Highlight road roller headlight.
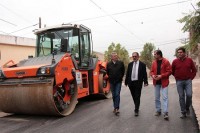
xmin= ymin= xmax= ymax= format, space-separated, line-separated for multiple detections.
xmin=40 ymin=67 xmax=46 ymax=74
xmin=37 ymin=67 xmax=52 ymax=76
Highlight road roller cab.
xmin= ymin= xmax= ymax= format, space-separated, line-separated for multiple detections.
xmin=0 ymin=24 xmax=111 ymax=116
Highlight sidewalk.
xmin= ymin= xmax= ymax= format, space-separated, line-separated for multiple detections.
xmin=192 ymin=78 xmax=200 ymax=129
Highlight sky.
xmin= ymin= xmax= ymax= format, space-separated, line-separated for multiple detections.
xmin=0 ymin=0 xmax=199 ymax=62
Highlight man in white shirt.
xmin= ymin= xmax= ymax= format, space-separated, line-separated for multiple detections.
xmin=125 ymin=52 xmax=148 ymax=116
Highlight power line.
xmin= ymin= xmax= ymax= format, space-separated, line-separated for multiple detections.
xmin=0 ymin=3 xmax=32 ymax=23
xmin=0 ymin=1 xmax=191 ymax=38
xmin=89 ymin=0 xmax=144 ymax=43
xmin=191 ymin=3 xmax=197 ymax=11
xmin=70 ymin=0 xmax=191 ymax=23
xmin=154 ymin=38 xmax=189 ymax=44
xmin=0 ymin=18 xmax=17 ymax=26
xmin=0 ymin=31 xmax=9 ymax=34
xmin=157 ymin=40 xmax=183 ymax=46
xmin=128 ymin=39 xmax=185 ymax=50
xmin=19 ymin=31 xmax=36 ymax=37
xmin=8 ymin=23 xmax=38 ymax=35
xmin=111 ymin=0 xmax=192 ymax=16
xmin=94 ymin=38 xmax=187 ymax=49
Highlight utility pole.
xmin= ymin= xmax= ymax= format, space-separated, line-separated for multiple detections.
xmin=39 ymin=17 xmax=41 ymax=28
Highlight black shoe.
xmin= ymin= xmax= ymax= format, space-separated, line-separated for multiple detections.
xmin=113 ymin=109 xmax=116 ymax=113
xmin=115 ymin=109 xmax=120 ymax=116
xmin=155 ymin=111 xmax=161 ymax=116
xmin=180 ymin=113 xmax=186 ymax=119
xmin=135 ymin=112 xmax=139 ymax=116
xmin=164 ymin=113 xmax=169 ymax=120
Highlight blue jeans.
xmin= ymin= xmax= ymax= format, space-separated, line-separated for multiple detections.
xmin=176 ymin=79 xmax=192 ymax=113
xmin=110 ymin=82 xmax=122 ymax=109
xmin=155 ymin=85 xmax=168 ymax=114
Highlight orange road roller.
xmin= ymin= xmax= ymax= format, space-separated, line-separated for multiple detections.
xmin=0 ymin=24 xmax=111 ymax=116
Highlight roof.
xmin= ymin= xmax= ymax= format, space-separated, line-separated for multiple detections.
xmin=0 ymin=34 xmax=35 ymax=47
xmin=34 ymin=24 xmax=91 ymax=34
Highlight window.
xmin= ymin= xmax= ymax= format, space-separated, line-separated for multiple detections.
xmin=80 ymin=29 xmax=90 ymax=67
xmin=36 ymin=28 xmax=79 ymax=57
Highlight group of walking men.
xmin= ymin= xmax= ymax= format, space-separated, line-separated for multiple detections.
xmin=106 ymin=47 xmax=197 ymax=120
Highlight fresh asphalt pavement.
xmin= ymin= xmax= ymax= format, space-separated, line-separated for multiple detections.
xmin=0 ymin=83 xmax=199 ymax=133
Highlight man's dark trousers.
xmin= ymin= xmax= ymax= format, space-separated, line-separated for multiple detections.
xmin=128 ymin=81 xmax=143 ymax=113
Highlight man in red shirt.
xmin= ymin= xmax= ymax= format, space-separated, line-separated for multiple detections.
xmin=172 ymin=47 xmax=197 ymax=118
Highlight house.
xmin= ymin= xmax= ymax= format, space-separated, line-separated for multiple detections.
xmin=0 ymin=34 xmax=35 ymax=66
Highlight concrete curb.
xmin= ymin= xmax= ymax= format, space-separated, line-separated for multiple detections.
xmin=192 ymin=81 xmax=200 ymax=130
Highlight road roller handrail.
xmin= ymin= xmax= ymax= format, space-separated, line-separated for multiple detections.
xmin=3 ymin=60 xmax=17 ymax=68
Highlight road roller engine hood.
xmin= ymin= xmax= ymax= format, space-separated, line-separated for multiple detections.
xmin=0 ymin=54 xmax=66 ymax=79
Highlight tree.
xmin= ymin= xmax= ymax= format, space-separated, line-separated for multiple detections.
xmin=140 ymin=43 xmax=155 ymax=69
xmin=104 ymin=42 xmax=129 ymax=70
xmin=91 ymin=53 xmax=98 ymax=58
xmin=178 ymin=2 xmax=200 ymax=52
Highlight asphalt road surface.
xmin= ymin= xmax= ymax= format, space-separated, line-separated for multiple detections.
xmin=0 ymin=83 xmax=199 ymax=133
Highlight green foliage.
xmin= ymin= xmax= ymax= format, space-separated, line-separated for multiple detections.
xmin=92 ymin=53 xmax=98 ymax=58
xmin=178 ymin=1 xmax=200 ymax=52
xmin=140 ymin=43 xmax=155 ymax=69
xmin=104 ymin=42 xmax=129 ymax=70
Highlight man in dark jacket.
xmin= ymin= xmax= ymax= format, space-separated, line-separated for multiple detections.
xmin=107 ymin=52 xmax=125 ymax=115
xmin=125 ymin=52 xmax=148 ymax=116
